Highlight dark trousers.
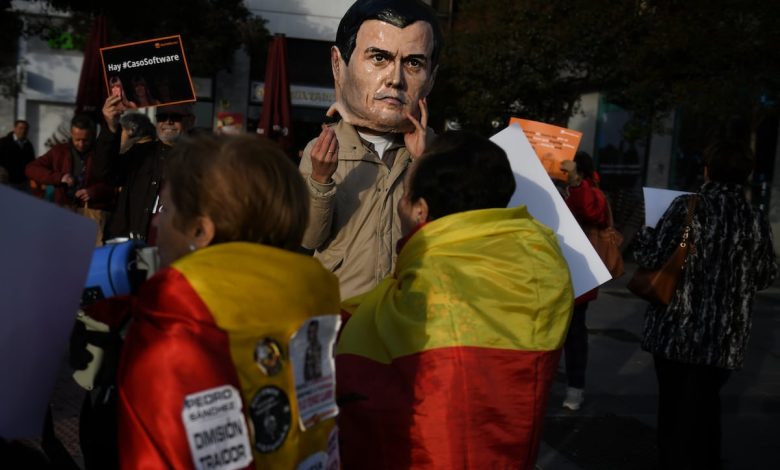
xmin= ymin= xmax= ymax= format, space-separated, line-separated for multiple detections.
xmin=653 ymin=355 xmax=731 ymax=470
xmin=564 ymin=302 xmax=589 ymax=389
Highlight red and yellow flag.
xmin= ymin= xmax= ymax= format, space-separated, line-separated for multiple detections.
xmin=118 ymin=242 xmax=341 ymax=469
xmin=336 ymin=207 xmax=574 ymax=469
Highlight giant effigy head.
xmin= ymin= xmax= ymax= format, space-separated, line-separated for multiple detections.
xmin=332 ymin=0 xmax=443 ymax=133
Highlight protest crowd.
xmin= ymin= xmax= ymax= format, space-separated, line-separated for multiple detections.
xmin=0 ymin=0 xmax=777 ymax=469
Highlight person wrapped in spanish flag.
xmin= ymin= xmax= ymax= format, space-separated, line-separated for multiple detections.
xmin=336 ymin=131 xmax=575 ymax=469
xmin=89 ymin=135 xmax=341 ymax=469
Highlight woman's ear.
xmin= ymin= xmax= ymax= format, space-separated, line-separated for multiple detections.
xmin=191 ymin=216 xmax=215 ymax=249
xmin=414 ymin=197 xmax=430 ymax=223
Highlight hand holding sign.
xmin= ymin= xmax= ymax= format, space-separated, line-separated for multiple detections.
xmin=103 ymin=95 xmax=124 ymax=134
xmin=100 ymin=35 xmax=196 ymax=110
xmin=509 ymin=118 xmax=583 ymax=182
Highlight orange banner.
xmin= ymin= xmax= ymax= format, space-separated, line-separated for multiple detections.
xmin=509 ymin=118 xmax=582 ymax=181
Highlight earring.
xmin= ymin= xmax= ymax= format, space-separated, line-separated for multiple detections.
xmin=188 ymin=244 xmax=197 ymax=252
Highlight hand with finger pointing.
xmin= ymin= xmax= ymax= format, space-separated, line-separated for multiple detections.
xmin=310 ymin=125 xmax=340 ymax=184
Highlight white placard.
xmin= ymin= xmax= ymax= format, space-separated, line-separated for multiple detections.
xmin=491 ymin=125 xmax=612 ymax=296
xmin=182 ymin=385 xmax=253 ymax=470
xmin=643 ymin=187 xmax=693 ymax=228
xmin=0 ymin=186 xmax=97 ymax=438
xmin=289 ymin=315 xmax=340 ymax=430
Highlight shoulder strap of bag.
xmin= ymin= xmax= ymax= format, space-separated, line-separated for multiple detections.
xmin=685 ymin=195 xmax=698 ymax=224
xmin=680 ymin=195 xmax=699 ymax=248
xmin=606 ymin=197 xmax=615 ymax=228
xmin=596 ymin=188 xmax=615 ymax=228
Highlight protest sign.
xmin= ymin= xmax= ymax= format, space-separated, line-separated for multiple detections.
xmin=509 ymin=118 xmax=582 ymax=181
xmin=491 ymin=124 xmax=612 ymax=296
xmin=0 ymin=185 xmax=97 ymax=438
xmin=100 ymin=35 xmax=196 ymax=109
xmin=642 ymin=187 xmax=693 ymax=228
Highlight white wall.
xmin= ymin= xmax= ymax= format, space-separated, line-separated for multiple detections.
xmin=567 ymin=92 xmax=599 ymax=156
xmin=19 ymin=37 xmax=83 ymax=105
xmin=645 ymin=113 xmax=675 ymax=189
xmin=17 ymin=30 xmax=83 ymax=155
xmin=26 ymin=102 xmax=75 ymax=154
xmin=246 ymin=0 xmax=354 ymax=41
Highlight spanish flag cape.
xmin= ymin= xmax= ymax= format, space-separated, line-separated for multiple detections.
xmin=117 ymin=242 xmax=340 ymax=469
xmin=336 ymin=207 xmax=574 ymax=469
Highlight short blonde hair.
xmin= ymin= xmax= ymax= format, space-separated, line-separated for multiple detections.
xmin=165 ymin=135 xmax=309 ymax=250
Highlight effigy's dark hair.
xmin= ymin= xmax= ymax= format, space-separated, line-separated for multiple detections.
xmin=335 ymin=0 xmax=443 ymax=67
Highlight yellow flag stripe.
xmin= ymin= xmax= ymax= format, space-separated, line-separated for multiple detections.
xmin=337 ymin=207 xmax=574 ymax=364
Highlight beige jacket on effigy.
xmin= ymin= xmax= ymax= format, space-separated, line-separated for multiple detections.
xmin=299 ymin=120 xmax=417 ymax=301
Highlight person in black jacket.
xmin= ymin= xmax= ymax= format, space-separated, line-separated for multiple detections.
xmin=633 ymin=138 xmax=777 ymax=469
xmin=0 ymin=120 xmax=35 ymax=190
xmin=93 ymin=96 xmax=194 ymax=242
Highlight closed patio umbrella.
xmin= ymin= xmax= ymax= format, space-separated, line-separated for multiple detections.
xmin=257 ymin=34 xmax=293 ymax=154
xmin=75 ymin=15 xmax=108 ymax=119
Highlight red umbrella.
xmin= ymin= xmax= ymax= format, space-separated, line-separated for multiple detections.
xmin=257 ymin=34 xmax=293 ymax=153
xmin=75 ymin=15 xmax=108 ymax=118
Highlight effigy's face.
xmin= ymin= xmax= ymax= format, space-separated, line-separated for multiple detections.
xmin=333 ymin=20 xmax=436 ymax=133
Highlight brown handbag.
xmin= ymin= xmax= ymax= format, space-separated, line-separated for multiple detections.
xmin=584 ymin=198 xmax=625 ymax=278
xmin=627 ymin=195 xmax=698 ymax=305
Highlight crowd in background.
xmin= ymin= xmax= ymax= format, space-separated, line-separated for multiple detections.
xmin=0 ymin=0 xmax=777 ymax=469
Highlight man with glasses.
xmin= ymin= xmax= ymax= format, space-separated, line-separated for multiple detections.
xmin=93 ymin=95 xmax=195 ymax=242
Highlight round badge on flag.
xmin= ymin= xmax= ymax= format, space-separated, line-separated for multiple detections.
xmin=249 ymin=386 xmax=291 ymax=453
xmin=254 ymin=338 xmax=283 ymax=376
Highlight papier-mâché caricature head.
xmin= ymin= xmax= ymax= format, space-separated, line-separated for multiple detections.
xmin=332 ymin=0 xmax=443 ymax=134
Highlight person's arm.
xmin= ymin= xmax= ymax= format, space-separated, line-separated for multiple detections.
xmin=23 ymin=142 xmax=35 ymax=168
xmin=566 ymin=179 xmax=608 ymax=227
xmin=92 ymin=96 xmax=127 ymax=183
xmin=632 ymin=196 xmax=689 ymax=269
xmin=118 ymin=269 xmax=253 ymax=469
xmin=299 ymin=127 xmax=339 ymax=250
xmin=25 ymin=147 xmax=65 ymax=186
xmin=91 ymin=128 xmax=123 ymax=184
xmin=753 ymin=211 xmax=778 ymax=291
xmin=118 ymin=336 xmax=252 ymax=470
xmin=79 ymin=181 xmax=116 ymax=207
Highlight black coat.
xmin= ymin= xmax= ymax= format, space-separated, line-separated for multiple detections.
xmin=93 ymin=130 xmax=172 ymax=242
xmin=0 ymin=132 xmax=35 ymax=185
xmin=634 ymin=182 xmax=778 ymax=369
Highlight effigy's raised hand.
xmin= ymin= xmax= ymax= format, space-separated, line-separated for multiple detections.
xmin=310 ymin=125 xmax=340 ymax=184
xmin=404 ymin=98 xmax=428 ymax=159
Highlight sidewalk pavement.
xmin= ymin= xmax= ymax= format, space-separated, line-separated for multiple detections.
xmin=536 ymin=262 xmax=780 ymax=469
